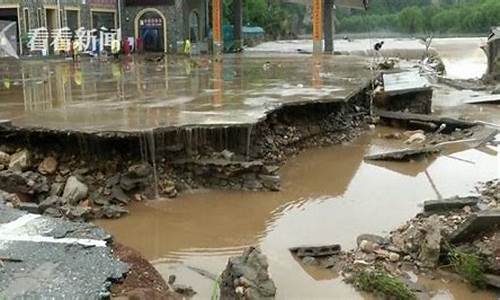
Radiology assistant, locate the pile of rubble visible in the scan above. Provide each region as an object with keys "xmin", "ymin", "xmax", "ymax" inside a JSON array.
[
  {"xmin": 0, "ymin": 147, "xmax": 154, "ymax": 220},
  {"xmin": 290, "ymin": 182, "xmax": 500, "ymax": 298}
]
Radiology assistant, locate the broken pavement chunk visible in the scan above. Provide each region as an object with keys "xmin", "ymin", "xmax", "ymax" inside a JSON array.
[
  {"xmin": 376, "ymin": 110, "xmax": 477, "ymax": 132},
  {"xmin": 289, "ymin": 244, "xmax": 342, "ymax": 258},
  {"xmin": 449, "ymin": 210, "xmax": 500, "ymax": 244},
  {"xmin": 364, "ymin": 146, "xmax": 439, "ymax": 162},
  {"xmin": 423, "ymin": 196, "xmax": 479, "ymax": 213}
]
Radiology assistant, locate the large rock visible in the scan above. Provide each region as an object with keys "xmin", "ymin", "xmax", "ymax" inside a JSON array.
[
  {"xmin": 357, "ymin": 234, "xmax": 389, "ymax": 247},
  {"xmin": 127, "ymin": 163, "xmax": 152, "ymax": 179},
  {"xmin": 111, "ymin": 185, "xmax": 129, "ymax": 204},
  {"xmin": 220, "ymin": 247, "xmax": 277, "ymax": 300},
  {"xmin": 39, "ymin": 196, "xmax": 64, "ymax": 212},
  {"xmin": 0, "ymin": 170, "xmax": 49, "ymax": 195},
  {"xmin": 38, "ymin": 156, "xmax": 58, "ymax": 175},
  {"xmin": 119, "ymin": 163, "xmax": 152, "ymax": 192},
  {"xmin": 60, "ymin": 205, "xmax": 92, "ymax": 220},
  {"xmin": 418, "ymin": 215, "xmax": 443, "ymax": 268},
  {"xmin": 18, "ymin": 202, "xmax": 40, "ymax": 214},
  {"xmin": 62, "ymin": 176, "xmax": 88, "ymax": 205},
  {"xmin": 9, "ymin": 150, "xmax": 31, "ymax": 171},
  {"xmin": 0, "ymin": 151, "xmax": 10, "ymax": 165},
  {"xmin": 100, "ymin": 205, "xmax": 129, "ymax": 219}
]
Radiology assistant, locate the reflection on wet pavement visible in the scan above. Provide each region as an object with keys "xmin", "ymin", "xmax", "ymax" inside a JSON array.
[
  {"xmin": 0, "ymin": 54, "xmax": 372, "ymax": 132},
  {"xmin": 99, "ymin": 128, "xmax": 499, "ymax": 299}
]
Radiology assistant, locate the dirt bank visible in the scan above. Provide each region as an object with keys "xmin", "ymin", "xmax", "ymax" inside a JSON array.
[
  {"xmin": 0, "ymin": 89, "xmax": 371, "ymax": 220},
  {"xmin": 111, "ymin": 243, "xmax": 179, "ymax": 300}
]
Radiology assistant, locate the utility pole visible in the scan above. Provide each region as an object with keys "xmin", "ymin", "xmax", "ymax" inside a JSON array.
[
  {"xmin": 324, "ymin": 0, "xmax": 334, "ymax": 53},
  {"xmin": 233, "ymin": 0, "xmax": 243, "ymax": 50},
  {"xmin": 212, "ymin": 0, "xmax": 223, "ymax": 55},
  {"xmin": 118, "ymin": 0, "xmax": 122, "ymax": 31},
  {"xmin": 312, "ymin": 0, "xmax": 323, "ymax": 54}
]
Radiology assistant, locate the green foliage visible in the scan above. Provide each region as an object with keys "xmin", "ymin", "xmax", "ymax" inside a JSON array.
[
  {"xmin": 350, "ymin": 270, "xmax": 417, "ymax": 300},
  {"xmin": 399, "ymin": 6, "xmax": 425, "ymax": 33},
  {"xmin": 223, "ymin": 0, "xmax": 304, "ymax": 39},
  {"xmin": 338, "ymin": 0, "xmax": 500, "ymax": 34},
  {"xmin": 449, "ymin": 248, "xmax": 486, "ymax": 288}
]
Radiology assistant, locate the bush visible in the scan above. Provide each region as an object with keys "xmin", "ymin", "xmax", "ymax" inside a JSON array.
[
  {"xmin": 349, "ymin": 270, "xmax": 417, "ymax": 300},
  {"xmin": 449, "ymin": 248, "xmax": 486, "ymax": 288},
  {"xmin": 337, "ymin": 0, "xmax": 500, "ymax": 34}
]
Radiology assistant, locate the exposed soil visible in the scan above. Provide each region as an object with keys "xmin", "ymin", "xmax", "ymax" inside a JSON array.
[{"xmin": 111, "ymin": 243, "xmax": 180, "ymax": 300}]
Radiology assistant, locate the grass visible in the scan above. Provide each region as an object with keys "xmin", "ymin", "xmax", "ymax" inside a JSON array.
[
  {"xmin": 349, "ymin": 269, "xmax": 417, "ymax": 300},
  {"xmin": 448, "ymin": 248, "xmax": 486, "ymax": 288}
]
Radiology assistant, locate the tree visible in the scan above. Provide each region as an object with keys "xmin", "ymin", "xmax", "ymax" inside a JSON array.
[{"xmin": 399, "ymin": 6, "xmax": 425, "ymax": 33}]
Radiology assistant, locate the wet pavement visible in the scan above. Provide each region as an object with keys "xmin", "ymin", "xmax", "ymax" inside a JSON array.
[
  {"xmin": 0, "ymin": 199, "xmax": 128, "ymax": 298},
  {"xmin": 0, "ymin": 54, "xmax": 373, "ymax": 132}
]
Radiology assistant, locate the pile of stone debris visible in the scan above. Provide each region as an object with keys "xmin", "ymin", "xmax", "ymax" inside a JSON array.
[
  {"xmin": 0, "ymin": 147, "xmax": 159, "ymax": 220},
  {"xmin": 293, "ymin": 180, "xmax": 500, "ymax": 298}
]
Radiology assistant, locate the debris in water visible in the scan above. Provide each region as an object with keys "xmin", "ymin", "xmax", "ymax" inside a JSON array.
[
  {"xmin": 376, "ymin": 110, "xmax": 477, "ymax": 132},
  {"xmin": 290, "ymin": 244, "xmax": 342, "ymax": 258},
  {"xmin": 423, "ymin": 196, "xmax": 479, "ymax": 214},
  {"xmin": 219, "ymin": 247, "xmax": 277, "ymax": 300},
  {"xmin": 364, "ymin": 146, "xmax": 440, "ymax": 161}
]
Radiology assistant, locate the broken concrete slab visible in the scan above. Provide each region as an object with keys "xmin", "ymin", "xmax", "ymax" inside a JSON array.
[
  {"xmin": 376, "ymin": 110, "xmax": 477, "ymax": 132},
  {"xmin": 423, "ymin": 196, "xmax": 479, "ymax": 213},
  {"xmin": 449, "ymin": 210, "xmax": 500, "ymax": 244},
  {"xmin": 383, "ymin": 71, "xmax": 431, "ymax": 96},
  {"xmin": 376, "ymin": 71, "xmax": 433, "ymax": 114},
  {"xmin": 290, "ymin": 244, "xmax": 342, "ymax": 258},
  {"xmin": 364, "ymin": 146, "xmax": 440, "ymax": 162},
  {"xmin": 464, "ymin": 95, "xmax": 500, "ymax": 104}
]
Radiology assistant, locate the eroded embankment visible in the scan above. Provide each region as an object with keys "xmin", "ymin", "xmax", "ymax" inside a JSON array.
[{"xmin": 0, "ymin": 87, "xmax": 372, "ymax": 221}]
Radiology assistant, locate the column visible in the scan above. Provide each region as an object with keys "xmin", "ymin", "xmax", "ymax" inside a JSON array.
[
  {"xmin": 323, "ymin": 0, "xmax": 334, "ymax": 53},
  {"xmin": 232, "ymin": 0, "xmax": 243, "ymax": 51},
  {"xmin": 212, "ymin": 0, "xmax": 223, "ymax": 55},
  {"xmin": 312, "ymin": 0, "xmax": 323, "ymax": 54}
]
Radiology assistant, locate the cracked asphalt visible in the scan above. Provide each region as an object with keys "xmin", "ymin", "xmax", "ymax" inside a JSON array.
[{"xmin": 0, "ymin": 196, "xmax": 128, "ymax": 299}]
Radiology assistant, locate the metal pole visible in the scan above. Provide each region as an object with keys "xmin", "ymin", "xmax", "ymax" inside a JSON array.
[
  {"xmin": 232, "ymin": 0, "xmax": 243, "ymax": 50},
  {"xmin": 324, "ymin": 0, "xmax": 334, "ymax": 53},
  {"xmin": 118, "ymin": 0, "xmax": 122, "ymax": 31},
  {"xmin": 57, "ymin": 0, "xmax": 61, "ymax": 28}
]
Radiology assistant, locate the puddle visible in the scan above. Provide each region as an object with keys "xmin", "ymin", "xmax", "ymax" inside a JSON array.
[{"xmin": 99, "ymin": 127, "xmax": 499, "ymax": 299}]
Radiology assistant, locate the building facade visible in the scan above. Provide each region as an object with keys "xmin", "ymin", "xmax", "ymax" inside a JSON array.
[
  {"xmin": 0, "ymin": 0, "xmax": 118, "ymax": 54},
  {"xmin": 120, "ymin": 0, "xmax": 209, "ymax": 53}
]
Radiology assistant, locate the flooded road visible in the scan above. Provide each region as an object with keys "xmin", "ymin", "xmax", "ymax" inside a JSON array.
[
  {"xmin": 100, "ymin": 127, "xmax": 499, "ymax": 299},
  {"xmin": 0, "ymin": 54, "xmax": 371, "ymax": 132}
]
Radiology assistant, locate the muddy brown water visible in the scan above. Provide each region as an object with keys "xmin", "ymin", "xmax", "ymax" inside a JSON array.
[{"xmin": 100, "ymin": 127, "xmax": 499, "ymax": 299}]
